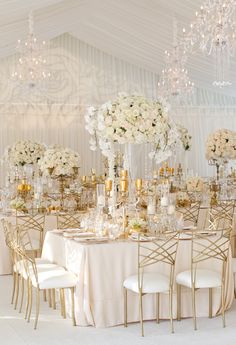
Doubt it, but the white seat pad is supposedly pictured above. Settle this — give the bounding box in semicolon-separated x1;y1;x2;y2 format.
30;269;77;290
14;260;65;279
123;272;170;293
176;269;222;288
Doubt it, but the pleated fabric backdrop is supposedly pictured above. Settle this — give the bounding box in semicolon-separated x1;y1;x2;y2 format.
0;33;235;183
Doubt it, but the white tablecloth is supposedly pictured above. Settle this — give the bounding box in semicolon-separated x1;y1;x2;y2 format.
42;231;234;328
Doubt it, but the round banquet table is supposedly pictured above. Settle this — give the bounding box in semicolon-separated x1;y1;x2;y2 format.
0;207;236;274
41;231;234;328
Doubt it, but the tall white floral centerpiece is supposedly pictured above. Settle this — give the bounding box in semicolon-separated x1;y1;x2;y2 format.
206;129;236;179
85;93;179;181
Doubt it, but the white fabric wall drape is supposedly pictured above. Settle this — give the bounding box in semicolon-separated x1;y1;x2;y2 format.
0;33;235;183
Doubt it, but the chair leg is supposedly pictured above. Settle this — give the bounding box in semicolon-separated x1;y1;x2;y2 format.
60;289;66;318
19;276;24;313
124;288;127;327
139;292;144;337
156;293;160;324
221;284;226;328
209;288;213;318
70;287;76;326
43;290;47;302
27;283;33;323
14;273;19;310
234;273;236;299
169;289;174;333
52;289;56;310
25;279;30;320
11;272;16;304
34;288;40;330
192;287;197;330
177;284;181;321
48;289;52;308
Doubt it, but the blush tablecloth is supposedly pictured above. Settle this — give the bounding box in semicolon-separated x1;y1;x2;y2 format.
41;231;234;328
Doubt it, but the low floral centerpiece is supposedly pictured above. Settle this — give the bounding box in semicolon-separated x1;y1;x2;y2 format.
38;146;80;177
129;217;147;234
5;140;45;166
186;177;204;192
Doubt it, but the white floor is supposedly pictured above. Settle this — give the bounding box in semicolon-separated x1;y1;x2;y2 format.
0;275;236;345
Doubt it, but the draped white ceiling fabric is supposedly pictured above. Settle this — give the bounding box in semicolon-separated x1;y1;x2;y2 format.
0;33;235;184
1;0;236;99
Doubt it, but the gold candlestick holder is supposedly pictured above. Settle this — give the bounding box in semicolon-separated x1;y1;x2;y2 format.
210;180;220;206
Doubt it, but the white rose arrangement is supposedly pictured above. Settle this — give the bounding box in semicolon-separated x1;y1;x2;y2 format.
85;93;180;164
5;140;45;166
206;129;236;163
186;177;204;192
38;147;80;177
177;124;192;151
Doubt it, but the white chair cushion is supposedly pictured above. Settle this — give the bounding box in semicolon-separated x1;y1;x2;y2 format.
14;260;64;278
30;269;77;290
13;258;50;273
176;269;222;289
123;272;169;294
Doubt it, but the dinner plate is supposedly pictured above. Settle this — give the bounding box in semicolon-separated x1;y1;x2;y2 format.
129;235;157;242
74;237;109;244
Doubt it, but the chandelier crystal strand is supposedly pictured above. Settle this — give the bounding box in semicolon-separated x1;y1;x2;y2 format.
11;11;51;89
183;0;236;87
157;19;194;101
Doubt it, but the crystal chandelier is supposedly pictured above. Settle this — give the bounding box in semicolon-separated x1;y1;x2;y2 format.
11;11;51;89
183;0;236;87
157;20;194;100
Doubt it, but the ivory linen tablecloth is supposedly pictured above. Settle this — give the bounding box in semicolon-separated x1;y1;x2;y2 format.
42;231;234;328
0;207;235;274
0;214;57;275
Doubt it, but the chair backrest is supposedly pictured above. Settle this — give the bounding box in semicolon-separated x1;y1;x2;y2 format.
176;202;201;227
1;219;16;247
138;232;179;290
16;213;45;253
57;212;86;229
14;241;38;283
191;227;232;285
208;201;235;230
